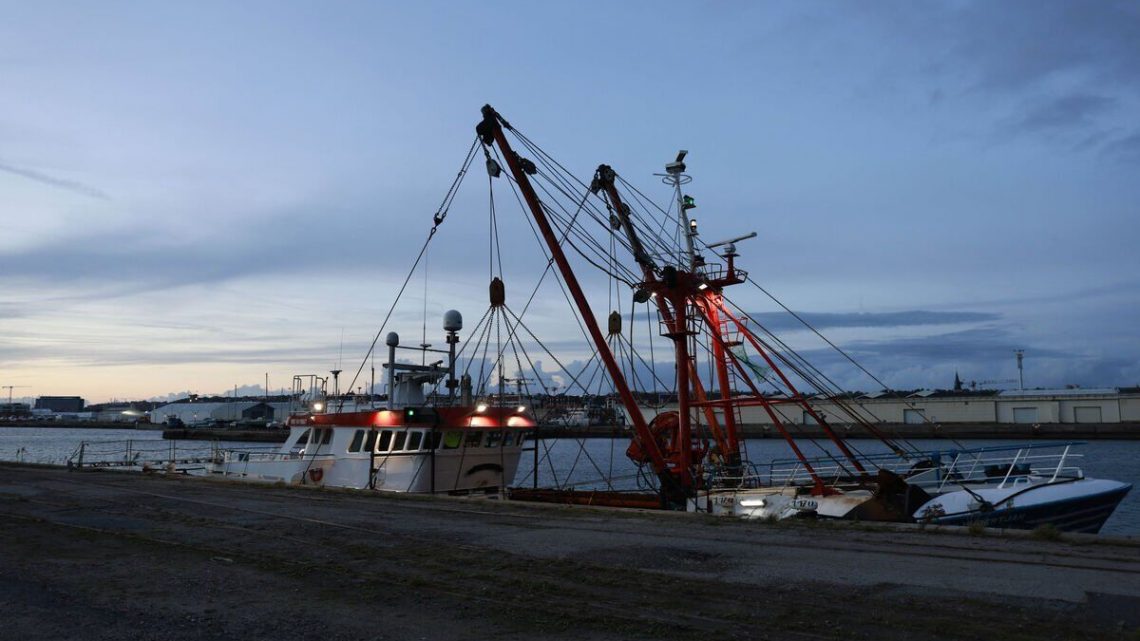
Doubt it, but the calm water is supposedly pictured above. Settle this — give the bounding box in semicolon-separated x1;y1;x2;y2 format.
2;427;1137;536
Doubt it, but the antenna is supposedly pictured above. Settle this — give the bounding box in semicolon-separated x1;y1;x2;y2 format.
706;231;758;252
654;149;697;270
1015;349;1025;390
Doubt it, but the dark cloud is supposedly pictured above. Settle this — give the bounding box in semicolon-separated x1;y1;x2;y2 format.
746;310;999;333
842;328;1068;362
1101;131;1140;164
0;206;392;292
1006;94;1117;136
0;185;564;296
951;1;1140;92
868;2;1140;156
932;279;1140;311
0;160;110;200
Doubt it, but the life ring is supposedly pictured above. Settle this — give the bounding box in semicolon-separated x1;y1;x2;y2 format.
308;468;324;483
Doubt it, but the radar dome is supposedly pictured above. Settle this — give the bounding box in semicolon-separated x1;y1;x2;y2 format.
385;332;400;347
443;310;463;332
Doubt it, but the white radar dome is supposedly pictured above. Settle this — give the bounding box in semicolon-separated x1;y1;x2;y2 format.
443;310;463;332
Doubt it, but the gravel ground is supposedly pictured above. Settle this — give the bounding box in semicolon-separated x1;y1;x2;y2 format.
1;464;1138;640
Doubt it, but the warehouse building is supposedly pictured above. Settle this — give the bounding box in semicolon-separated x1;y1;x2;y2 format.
742;387;1140;427
34;396;85;413
150;399;293;425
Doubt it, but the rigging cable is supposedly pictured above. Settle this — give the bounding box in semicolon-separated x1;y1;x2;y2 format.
336;137;479;411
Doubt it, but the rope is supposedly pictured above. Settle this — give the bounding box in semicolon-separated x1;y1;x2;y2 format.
337;139;478;411
337;225;440;413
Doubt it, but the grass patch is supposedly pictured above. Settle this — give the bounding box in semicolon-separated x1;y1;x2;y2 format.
1031;523;1063;542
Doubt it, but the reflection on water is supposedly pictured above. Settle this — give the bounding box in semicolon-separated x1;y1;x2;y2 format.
2;427;1136;536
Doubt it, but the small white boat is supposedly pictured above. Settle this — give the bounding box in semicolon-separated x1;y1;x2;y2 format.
696;442;1131;534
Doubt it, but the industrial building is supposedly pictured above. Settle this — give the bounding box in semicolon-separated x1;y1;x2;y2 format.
34;396;85;413
149;399;293;426
758;387;1140;427
607;388;1140;436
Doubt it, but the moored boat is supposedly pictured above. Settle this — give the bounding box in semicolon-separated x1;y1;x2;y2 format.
697;442;1131;533
463;104;1130;532
211;317;535;493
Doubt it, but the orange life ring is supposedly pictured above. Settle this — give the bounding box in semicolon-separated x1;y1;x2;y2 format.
308;468;324;483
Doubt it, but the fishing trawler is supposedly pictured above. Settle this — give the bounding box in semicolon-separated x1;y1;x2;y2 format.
461;104;1129;533
211;103;1127;531
211;314;534;493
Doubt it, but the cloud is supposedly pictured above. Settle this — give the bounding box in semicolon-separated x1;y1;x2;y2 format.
861;2;1140;155
1006;94;1117;136
0;303;23;319
1101;131;1140;164
0;205;398;292
0;160;110;200
951;2;1140;92
745;310;1000;333
841;328;1068;362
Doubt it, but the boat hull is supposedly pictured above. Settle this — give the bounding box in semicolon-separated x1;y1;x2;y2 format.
915;479;1132;534
211;408;533;494
216;448;523;493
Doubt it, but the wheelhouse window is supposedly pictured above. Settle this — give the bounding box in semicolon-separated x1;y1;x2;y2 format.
486;431;503;448
502;431;515;447
376;430;392;453
321;428;333;444
429;432;442;450
348;430;365;453
442;431;462;449
393;431;408;451
293;429;311;448
465;430;483;448
407;430;423;451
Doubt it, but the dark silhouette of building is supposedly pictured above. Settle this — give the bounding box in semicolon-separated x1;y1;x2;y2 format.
34;396;85;413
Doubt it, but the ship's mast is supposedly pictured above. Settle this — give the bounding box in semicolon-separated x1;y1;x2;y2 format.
658;151;699;271
476;105;689;505
609;151;868;491
479;106;872;501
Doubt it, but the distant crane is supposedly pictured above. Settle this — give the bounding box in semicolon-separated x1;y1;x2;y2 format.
2;385;30;408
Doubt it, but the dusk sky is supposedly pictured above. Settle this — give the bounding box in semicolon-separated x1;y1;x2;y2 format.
2;1;1139;404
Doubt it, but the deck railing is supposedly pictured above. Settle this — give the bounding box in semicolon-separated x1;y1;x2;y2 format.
712;442;1086;491
213;449;337;477
66;439;274;472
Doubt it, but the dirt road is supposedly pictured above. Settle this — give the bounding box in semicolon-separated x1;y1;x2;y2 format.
1;464;1137;640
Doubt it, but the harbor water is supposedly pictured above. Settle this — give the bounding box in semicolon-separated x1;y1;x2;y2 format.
2;427;1137;536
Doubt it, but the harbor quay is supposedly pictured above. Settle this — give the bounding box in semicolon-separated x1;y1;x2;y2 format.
1;464;1137;641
